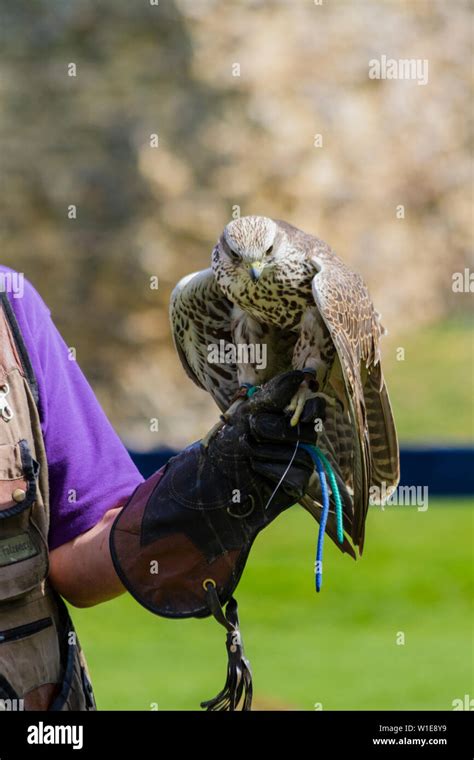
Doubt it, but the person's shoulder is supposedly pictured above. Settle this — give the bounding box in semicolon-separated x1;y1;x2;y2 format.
0;266;51;325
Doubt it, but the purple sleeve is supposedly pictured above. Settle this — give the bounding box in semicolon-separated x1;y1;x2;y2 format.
1;267;144;549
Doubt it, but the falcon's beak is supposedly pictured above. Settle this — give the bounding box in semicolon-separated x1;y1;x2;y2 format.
249;261;265;282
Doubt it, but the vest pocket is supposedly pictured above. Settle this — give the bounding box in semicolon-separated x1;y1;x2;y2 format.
0;587;62;708
0;439;47;602
0;586;96;711
0;440;38;519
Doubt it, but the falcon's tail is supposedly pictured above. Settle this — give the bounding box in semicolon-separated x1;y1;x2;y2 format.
364;363;400;499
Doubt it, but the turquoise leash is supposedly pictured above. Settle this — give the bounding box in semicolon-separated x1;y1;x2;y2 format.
299;444;344;591
302;445;344;545
242;384;344;591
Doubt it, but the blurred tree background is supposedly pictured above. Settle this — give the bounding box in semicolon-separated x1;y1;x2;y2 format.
0;0;471;449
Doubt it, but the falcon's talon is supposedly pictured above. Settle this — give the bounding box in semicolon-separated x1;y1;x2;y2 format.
225;397;246;418
202;420;225;449
202;396;247;448
286;378;320;427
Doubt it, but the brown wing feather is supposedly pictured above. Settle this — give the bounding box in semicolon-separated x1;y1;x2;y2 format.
310;254;385;552
365;362;400;493
169;269;239;412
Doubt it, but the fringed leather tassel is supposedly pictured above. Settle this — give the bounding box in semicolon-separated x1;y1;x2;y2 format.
200;582;253;711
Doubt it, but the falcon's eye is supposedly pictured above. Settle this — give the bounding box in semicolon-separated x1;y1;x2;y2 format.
266;245;273;255
228;247;241;261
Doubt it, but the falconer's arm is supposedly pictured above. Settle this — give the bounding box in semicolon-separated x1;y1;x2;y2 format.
5;270;146;607
48;506;126;607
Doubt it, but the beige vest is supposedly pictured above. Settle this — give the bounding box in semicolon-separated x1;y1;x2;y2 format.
0;292;96;710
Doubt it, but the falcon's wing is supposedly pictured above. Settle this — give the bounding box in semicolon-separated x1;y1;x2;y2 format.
169;268;239;412
310;253;399;553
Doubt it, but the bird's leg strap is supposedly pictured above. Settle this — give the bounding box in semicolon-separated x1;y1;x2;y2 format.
302;367;318;390
204;384;261;446
230;383;260;403
301;367;337;407
223;384;261;423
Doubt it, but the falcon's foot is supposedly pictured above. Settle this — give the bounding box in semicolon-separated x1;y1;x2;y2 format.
201;387;249;448
202;418;225;449
286;369;335;427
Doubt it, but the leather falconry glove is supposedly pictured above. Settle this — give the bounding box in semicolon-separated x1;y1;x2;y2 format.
110;370;325;711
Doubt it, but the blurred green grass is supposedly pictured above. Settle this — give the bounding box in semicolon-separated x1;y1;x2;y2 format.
71;499;473;711
70;320;473;710
383;318;473;442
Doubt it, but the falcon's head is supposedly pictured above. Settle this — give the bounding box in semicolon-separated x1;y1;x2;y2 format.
213;215;288;284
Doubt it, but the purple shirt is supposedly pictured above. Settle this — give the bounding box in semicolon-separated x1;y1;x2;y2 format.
1;267;144;549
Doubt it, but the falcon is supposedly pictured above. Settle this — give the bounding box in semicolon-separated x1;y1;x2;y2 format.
170;216;399;554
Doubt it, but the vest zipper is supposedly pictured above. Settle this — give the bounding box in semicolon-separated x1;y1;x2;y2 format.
0;616;52;643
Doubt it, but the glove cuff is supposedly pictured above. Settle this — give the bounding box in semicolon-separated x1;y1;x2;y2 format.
109;454;255;620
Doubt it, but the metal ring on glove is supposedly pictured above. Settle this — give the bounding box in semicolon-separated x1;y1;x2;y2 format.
227;495;255;519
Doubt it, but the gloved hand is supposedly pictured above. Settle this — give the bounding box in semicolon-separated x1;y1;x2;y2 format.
109;370;325;620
